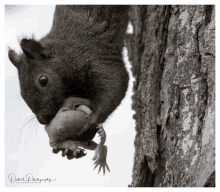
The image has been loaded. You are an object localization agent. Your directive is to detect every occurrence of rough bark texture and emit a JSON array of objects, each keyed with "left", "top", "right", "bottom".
[{"left": 126, "top": 5, "right": 215, "bottom": 187}]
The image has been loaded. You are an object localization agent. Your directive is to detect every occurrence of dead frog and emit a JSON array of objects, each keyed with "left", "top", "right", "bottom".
[{"left": 44, "top": 97, "right": 110, "bottom": 175}]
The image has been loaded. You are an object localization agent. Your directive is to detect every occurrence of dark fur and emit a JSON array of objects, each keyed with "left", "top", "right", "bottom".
[{"left": 8, "top": 5, "right": 129, "bottom": 141}]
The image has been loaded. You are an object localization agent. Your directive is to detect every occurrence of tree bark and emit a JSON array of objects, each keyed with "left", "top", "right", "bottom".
[{"left": 126, "top": 5, "right": 215, "bottom": 187}]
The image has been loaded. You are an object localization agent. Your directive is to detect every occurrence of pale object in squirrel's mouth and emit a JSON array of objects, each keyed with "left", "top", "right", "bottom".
[
  {"left": 44, "top": 105, "right": 92, "bottom": 145},
  {"left": 44, "top": 97, "right": 110, "bottom": 175},
  {"left": 44, "top": 97, "right": 92, "bottom": 143}
]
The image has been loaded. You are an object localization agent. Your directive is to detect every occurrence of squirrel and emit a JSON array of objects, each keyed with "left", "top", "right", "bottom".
[{"left": 8, "top": 5, "right": 129, "bottom": 166}]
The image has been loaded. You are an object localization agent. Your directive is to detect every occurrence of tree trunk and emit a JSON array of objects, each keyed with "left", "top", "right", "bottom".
[{"left": 126, "top": 5, "right": 215, "bottom": 187}]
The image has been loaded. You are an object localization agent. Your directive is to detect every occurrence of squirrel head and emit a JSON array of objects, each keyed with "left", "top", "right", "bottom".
[{"left": 8, "top": 38, "right": 69, "bottom": 124}]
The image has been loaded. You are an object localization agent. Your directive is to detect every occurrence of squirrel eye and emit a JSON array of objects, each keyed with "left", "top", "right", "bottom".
[{"left": 39, "top": 75, "right": 48, "bottom": 87}]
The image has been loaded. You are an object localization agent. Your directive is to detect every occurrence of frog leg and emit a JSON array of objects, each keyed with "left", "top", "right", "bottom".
[{"left": 93, "top": 145, "right": 110, "bottom": 175}]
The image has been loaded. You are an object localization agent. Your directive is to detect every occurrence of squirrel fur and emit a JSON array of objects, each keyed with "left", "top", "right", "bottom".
[{"left": 8, "top": 5, "right": 129, "bottom": 142}]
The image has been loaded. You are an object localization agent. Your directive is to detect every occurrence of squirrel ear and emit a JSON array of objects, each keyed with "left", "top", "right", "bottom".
[
  {"left": 8, "top": 48, "right": 20, "bottom": 68},
  {"left": 20, "top": 38, "right": 52, "bottom": 60}
]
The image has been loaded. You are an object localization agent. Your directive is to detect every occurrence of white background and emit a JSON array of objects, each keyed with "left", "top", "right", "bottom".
[{"left": 5, "top": 5, "right": 135, "bottom": 187}]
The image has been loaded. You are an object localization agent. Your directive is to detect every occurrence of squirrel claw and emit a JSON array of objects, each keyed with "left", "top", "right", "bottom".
[
  {"left": 72, "top": 148, "right": 86, "bottom": 159},
  {"left": 52, "top": 147, "right": 61, "bottom": 154},
  {"left": 65, "top": 148, "right": 86, "bottom": 159},
  {"left": 62, "top": 148, "right": 70, "bottom": 157},
  {"left": 53, "top": 146, "right": 86, "bottom": 160}
]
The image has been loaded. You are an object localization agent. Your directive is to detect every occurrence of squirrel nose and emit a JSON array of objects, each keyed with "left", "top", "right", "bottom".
[
  {"left": 37, "top": 115, "right": 48, "bottom": 125},
  {"left": 37, "top": 115, "right": 54, "bottom": 125}
]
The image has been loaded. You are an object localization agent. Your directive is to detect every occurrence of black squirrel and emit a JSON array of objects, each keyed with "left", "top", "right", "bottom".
[{"left": 8, "top": 5, "right": 129, "bottom": 160}]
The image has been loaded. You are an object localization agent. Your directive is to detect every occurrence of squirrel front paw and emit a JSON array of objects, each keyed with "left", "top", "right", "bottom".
[
  {"left": 52, "top": 140, "right": 87, "bottom": 159},
  {"left": 52, "top": 147, "right": 87, "bottom": 159}
]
